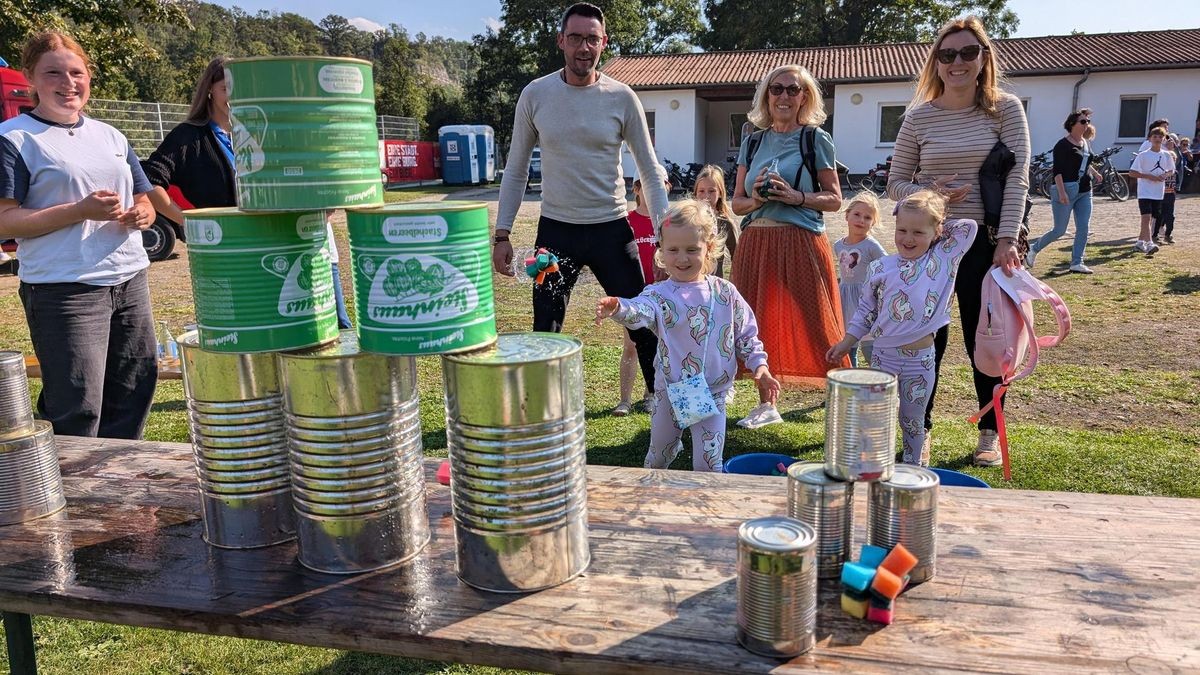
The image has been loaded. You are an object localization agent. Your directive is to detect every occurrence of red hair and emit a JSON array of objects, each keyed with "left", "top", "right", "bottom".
[{"left": 21, "top": 31, "right": 92, "bottom": 105}]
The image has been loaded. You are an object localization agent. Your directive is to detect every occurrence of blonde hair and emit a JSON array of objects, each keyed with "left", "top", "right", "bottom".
[
  {"left": 692, "top": 165, "right": 735, "bottom": 222},
  {"left": 895, "top": 190, "right": 947, "bottom": 236},
  {"left": 654, "top": 199, "right": 724, "bottom": 275},
  {"left": 21, "top": 32, "right": 92, "bottom": 107},
  {"left": 747, "top": 65, "right": 826, "bottom": 130},
  {"left": 185, "top": 56, "right": 229, "bottom": 125},
  {"left": 844, "top": 191, "right": 881, "bottom": 229},
  {"left": 911, "top": 16, "right": 1005, "bottom": 118}
]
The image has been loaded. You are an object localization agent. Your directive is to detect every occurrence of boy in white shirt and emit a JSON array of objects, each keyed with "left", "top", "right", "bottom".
[{"left": 1128, "top": 127, "right": 1174, "bottom": 255}]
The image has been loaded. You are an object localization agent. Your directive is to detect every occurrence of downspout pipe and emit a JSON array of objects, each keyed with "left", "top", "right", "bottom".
[{"left": 1071, "top": 68, "right": 1091, "bottom": 111}]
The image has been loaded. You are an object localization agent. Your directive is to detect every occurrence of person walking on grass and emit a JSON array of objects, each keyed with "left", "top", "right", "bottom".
[
  {"left": 1025, "top": 108, "right": 1102, "bottom": 274},
  {"left": 491, "top": 2, "right": 668, "bottom": 402},
  {"left": 1129, "top": 127, "right": 1173, "bottom": 255}
]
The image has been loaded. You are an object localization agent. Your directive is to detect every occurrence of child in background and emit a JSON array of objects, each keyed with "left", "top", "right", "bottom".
[
  {"left": 1153, "top": 134, "right": 1179, "bottom": 245},
  {"left": 1129, "top": 127, "right": 1173, "bottom": 256},
  {"left": 826, "top": 191, "right": 977, "bottom": 467},
  {"left": 692, "top": 165, "right": 739, "bottom": 278},
  {"left": 596, "top": 199, "right": 781, "bottom": 472},
  {"left": 612, "top": 178, "right": 660, "bottom": 416},
  {"left": 833, "top": 192, "right": 888, "bottom": 367}
]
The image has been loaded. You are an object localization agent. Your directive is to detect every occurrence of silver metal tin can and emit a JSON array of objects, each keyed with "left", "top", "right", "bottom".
[
  {"left": 442, "top": 333, "right": 589, "bottom": 593},
  {"left": 0, "top": 421, "right": 66, "bottom": 526},
  {"left": 180, "top": 331, "right": 295, "bottom": 549},
  {"left": 786, "top": 461, "right": 854, "bottom": 579},
  {"left": 278, "top": 331, "right": 429, "bottom": 574},
  {"left": 867, "top": 464, "right": 939, "bottom": 583},
  {"left": 0, "top": 351, "right": 36, "bottom": 441},
  {"left": 824, "top": 368, "right": 897, "bottom": 482},
  {"left": 736, "top": 517, "right": 818, "bottom": 658}
]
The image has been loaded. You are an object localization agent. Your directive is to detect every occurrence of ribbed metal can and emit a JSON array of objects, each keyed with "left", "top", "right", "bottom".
[
  {"left": 736, "top": 517, "right": 818, "bottom": 658},
  {"left": 0, "top": 421, "right": 66, "bottom": 526},
  {"left": 0, "top": 351, "right": 35, "bottom": 441},
  {"left": 279, "top": 331, "right": 429, "bottom": 574},
  {"left": 786, "top": 461, "right": 854, "bottom": 579},
  {"left": 442, "top": 333, "right": 589, "bottom": 593},
  {"left": 867, "top": 465, "right": 939, "bottom": 583},
  {"left": 180, "top": 331, "right": 295, "bottom": 549},
  {"left": 824, "top": 368, "right": 897, "bottom": 482}
]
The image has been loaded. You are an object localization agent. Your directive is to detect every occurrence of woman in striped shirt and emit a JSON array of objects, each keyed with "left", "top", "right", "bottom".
[{"left": 887, "top": 16, "right": 1030, "bottom": 468}]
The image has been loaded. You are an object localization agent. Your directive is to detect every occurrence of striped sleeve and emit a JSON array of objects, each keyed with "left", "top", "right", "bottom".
[
  {"left": 887, "top": 112, "right": 923, "bottom": 201},
  {"left": 997, "top": 95, "right": 1031, "bottom": 240}
]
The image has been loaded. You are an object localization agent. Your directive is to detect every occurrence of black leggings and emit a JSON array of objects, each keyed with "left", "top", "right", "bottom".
[
  {"left": 925, "top": 230, "right": 1004, "bottom": 432},
  {"left": 1153, "top": 192, "right": 1176, "bottom": 238},
  {"left": 533, "top": 216, "right": 658, "bottom": 392}
]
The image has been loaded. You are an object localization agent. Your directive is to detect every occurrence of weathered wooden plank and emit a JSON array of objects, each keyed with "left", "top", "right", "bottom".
[{"left": 0, "top": 437, "right": 1196, "bottom": 674}]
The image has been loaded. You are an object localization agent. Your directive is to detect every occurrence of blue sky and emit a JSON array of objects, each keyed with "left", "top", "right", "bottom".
[{"left": 207, "top": 0, "right": 1197, "bottom": 42}]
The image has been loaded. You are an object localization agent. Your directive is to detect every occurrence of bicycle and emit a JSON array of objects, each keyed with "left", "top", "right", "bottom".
[
  {"left": 858, "top": 156, "right": 890, "bottom": 197},
  {"left": 1091, "top": 146, "right": 1129, "bottom": 201},
  {"left": 1028, "top": 151, "right": 1053, "bottom": 199}
]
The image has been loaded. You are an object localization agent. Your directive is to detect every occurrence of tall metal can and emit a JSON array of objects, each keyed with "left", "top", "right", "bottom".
[
  {"left": 0, "top": 351, "right": 35, "bottom": 441},
  {"left": 179, "top": 331, "right": 295, "bottom": 549},
  {"left": 786, "top": 461, "right": 854, "bottom": 579},
  {"left": 736, "top": 517, "right": 818, "bottom": 658},
  {"left": 278, "top": 331, "right": 429, "bottom": 574},
  {"left": 0, "top": 421, "right": 66, "bottom": 526},
  {"left": 824, "top": 368, "right": 897, "bottom": 481},
  {"left": 867, "top": 465, "right": 939, "bottom": 583},
  {"left": 225, "top": 56, "right": 383, "bottom": 211},
  {"left": 442, "top": 333, "right": 589, "bottom": 593},
  {"left": 345, "top": 202, "right": 496, "bottom": 355}
]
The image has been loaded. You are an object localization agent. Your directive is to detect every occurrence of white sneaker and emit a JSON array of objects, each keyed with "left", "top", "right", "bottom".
[
  {"left": 1145, "top": 241, "right": 1160, "bottom": 255},
  {"left": 1068, "top": 263, "right": 1093, "bottom": 274},
  {"left": 1133, "top": 240, "right": 1147, "bottom": 253},
  {"left": 1024, "top": 247, "right": 1038, "bottom": 269},
  {"left": 0, "top": 250, "right": 9, "bottom": 263},
  {"left": 724, "top": 388, "right": 736, "bottom": 406}
]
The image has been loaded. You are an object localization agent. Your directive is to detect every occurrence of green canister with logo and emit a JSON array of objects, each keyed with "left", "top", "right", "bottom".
[
  {"left": 186, "top": 208, "right": 339, "bottom": 352},
  {"left": 346, "top": 201, "right": 496, "bottom": 355},
  {"left": 225, "top": 56, "right": 383, "bottom": 211}
]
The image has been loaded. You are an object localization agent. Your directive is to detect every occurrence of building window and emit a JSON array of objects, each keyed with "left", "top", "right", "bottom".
[
  {"left": 1118, "top": 96, "right": 1152, "bottom": 139},
  {"left": 645, "top": 110, "right": 656, "bottom": 146},
  {"left": 878, "top": 105, "right": 906, "bottom": 145},
  {"left": 730, "top": 113, "right": 750, "bottom": 149}
]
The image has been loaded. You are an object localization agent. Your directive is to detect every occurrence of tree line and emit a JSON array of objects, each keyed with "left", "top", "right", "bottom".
[{"left": 1, "top": 0, "right": 1016, "bottom": 148}]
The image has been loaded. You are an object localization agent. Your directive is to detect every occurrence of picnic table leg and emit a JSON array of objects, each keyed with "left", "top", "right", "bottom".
[{"left": 3, "top": 611, "right": 37, "bottom": 675}]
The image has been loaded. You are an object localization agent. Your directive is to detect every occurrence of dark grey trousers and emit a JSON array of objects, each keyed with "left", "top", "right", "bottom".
[{"left": 18, "top": 269, "right": 158, "bottom": 439}]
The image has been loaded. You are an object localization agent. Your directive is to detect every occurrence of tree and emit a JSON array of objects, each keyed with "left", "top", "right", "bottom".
[
  {"left": 319, "top": 14, "right": 374, "bottom": 59},
  {"left": 699, "top": 0, "right": 1019, "bottom": 51}
]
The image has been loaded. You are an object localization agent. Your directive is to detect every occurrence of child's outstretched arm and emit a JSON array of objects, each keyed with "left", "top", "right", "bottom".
[
  {"left": 753, "top": 365, "right": 780, "bottom": 405},
  {"left": 594, "top": 291, "right": 659, "bottom": 330}
]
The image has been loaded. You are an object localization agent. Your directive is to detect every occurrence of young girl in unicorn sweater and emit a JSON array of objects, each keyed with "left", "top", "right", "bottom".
[{"left": 827, "top": 191, "right": 977, "bottom": 466}]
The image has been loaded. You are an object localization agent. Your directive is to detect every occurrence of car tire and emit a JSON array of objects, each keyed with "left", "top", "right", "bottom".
[{"left": 143, "top": 216, "right": 177, "bottom": 262}]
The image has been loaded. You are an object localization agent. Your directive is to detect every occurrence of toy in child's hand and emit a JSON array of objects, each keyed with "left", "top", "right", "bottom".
[{"left": 524, "top": 248, "right": 560, "bottom": 285}]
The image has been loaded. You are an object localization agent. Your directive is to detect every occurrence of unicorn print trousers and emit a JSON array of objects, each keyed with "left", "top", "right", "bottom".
[
  {"left": 871, "top": 345, "right": 937, "bottom": 465},
  {"left": 644, "top": 390, "right": 729, "bottom": 472}
]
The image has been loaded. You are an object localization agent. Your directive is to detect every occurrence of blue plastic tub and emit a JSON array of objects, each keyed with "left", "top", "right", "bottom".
[
  {"left": 930, "top": 468, "right": 989, "bottom": 488},
  {"left": 724, "top": 453, "right": 798, "bottom": 476}
]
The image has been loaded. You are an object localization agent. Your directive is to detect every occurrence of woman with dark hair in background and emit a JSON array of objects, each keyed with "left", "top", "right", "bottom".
[{"left": 1026, "top": 108, "right": 1101, "bottom": 274}]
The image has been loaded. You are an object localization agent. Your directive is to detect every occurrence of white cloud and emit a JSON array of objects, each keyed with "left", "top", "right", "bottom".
[
  {"left": 348, "top": 16, "right": 385, "bottom": 33},
  {"left": 483, "top": 16, "right": 502, "bottom": 32}
]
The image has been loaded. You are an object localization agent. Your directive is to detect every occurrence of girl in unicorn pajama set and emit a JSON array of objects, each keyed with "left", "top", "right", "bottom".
[
  {"left": 596, "top": 199, "right": 781, "bottom": 472},
  {"left": 827, "top": 191, "right": 977, "bottom": 466}
]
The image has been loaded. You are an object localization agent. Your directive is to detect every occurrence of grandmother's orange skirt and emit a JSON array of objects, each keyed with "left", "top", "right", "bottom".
[{"left": 731, "top": 219, "right": 850, "bottom": 386}]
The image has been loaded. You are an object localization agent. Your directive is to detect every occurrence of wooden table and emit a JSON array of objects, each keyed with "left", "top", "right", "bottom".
[
  {"left": 1, "top": 437, "right": 1197, "bottom": 674},
  {"left": 22, "top": 355, "right": 182, "bottom": 381}
]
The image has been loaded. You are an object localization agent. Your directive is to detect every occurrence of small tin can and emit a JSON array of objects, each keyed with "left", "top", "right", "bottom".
[
  {"left": 867, "top": 465, "right": 939, "bottom": 583},
  {"left": 824, "top": 368, "right": 897, "bottom": 482},
  {"left": 786, "top": 461, "right": 854, "bottom": 579},
  {"left": 0, "top": 351, "right": 35, "bottom": 441},
  {"left": 736, "top": 517, "right": 818, "bottom": 659},
  {"left": 0, "top": 421, "right": 66, "bottom": 526}
]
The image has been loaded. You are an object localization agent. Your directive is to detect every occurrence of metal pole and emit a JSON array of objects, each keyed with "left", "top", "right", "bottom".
[
  {"left": 156, "top": 102, "right": 165, "bottom": 142},
  {"left": 3, "top": 612, "right": 37, "bottom": 675}
]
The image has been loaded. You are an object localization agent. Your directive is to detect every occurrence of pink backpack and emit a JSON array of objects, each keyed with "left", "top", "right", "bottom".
[{"left": 970, "top": 267, "right": 1071, "bottom": 480}]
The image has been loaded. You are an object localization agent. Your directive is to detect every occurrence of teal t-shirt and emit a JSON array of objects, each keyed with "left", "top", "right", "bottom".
[{"left": 737, "top": 126, "right": 836, "bottom": 233}]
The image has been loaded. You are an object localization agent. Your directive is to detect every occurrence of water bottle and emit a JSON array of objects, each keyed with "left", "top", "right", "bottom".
[
  {"left": 759, "top": 158, "right": 780, "bottom": 199},
  {"left": 156, "top": 321, "right": 179, "bottom": 370}
]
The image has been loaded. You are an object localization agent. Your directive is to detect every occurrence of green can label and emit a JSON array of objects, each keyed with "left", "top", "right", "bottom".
[
  {"left": 187, "top": 209, "right": 339, "bottom": 352},
  {"left": 347, "top": 203, "right": 496, "bottom": 355}
]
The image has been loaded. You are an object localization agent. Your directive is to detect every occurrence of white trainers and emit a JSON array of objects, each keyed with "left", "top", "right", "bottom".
[
  {"left": 1069, "top": 263, "right": 1093, "bottom": 274},
  {"left": 0, "top": 250, "right": 9, "bottom": 263},
  {"left": 1146, "top": 241, "right": 1160, "bottom": 255},
  {"left": 724, "top": 388, "right": 736, "bottom": 406},
  {"left": 1133, "top": 240, "right": 1147, "bottom": 253},
  {"left": 1024, "top": 247, "right": 1038, "bottom": 269}
]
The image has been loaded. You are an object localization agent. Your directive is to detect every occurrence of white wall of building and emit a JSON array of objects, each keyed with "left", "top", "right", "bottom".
[
  {"left": 620, "top": 89, "right": 696, "bottom": 179},
  {"left": 704, "top": 100, "right": 752, "bottom": 166}
]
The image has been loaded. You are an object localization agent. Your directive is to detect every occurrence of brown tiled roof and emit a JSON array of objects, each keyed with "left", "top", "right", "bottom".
[{"left": 601, "top": 28, "right": 1200, "bottom": 89}]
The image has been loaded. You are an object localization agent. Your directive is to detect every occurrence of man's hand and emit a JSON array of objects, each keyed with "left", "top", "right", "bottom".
[{"left": 492, "top": 239, "right": 514, "bottom": 276}]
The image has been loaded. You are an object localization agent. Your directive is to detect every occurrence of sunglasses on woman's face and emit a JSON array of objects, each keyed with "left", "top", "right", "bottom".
[
  {"left": 1076, "top": 119, "right": 1091, "bottom": 125},
  {"left": 768, "top": 84, "right": 803, "bottom": 97},
  {"left": 935, "top": 45, "right": 987, "bottom": 64}
]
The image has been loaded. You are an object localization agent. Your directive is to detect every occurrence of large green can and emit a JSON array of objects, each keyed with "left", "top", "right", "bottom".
[
  {"left": 186, "top": 207, "right": 339, "bottom": 352},
  {"left": 346, "top": 202, "right": 496, "bottom": 355},
  {"left": 225, "top": 56, "right": 383, "bottom": 211}
]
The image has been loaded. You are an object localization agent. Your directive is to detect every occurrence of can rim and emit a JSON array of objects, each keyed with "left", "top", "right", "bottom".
[
  {"left": 226, "top": 56, "right": 373, "bottom": 67},
  {"left": 786, "top": 461, "right": 846, "bottom": 486},
  {"left": 826, "top": 367, "right": 896, "bottom": 386},
  {"left": 879, "top": 464, "right": 940, "bottom": 490},
  {"left": 346, "top": 200, "right": 488, "bottom": 215},
  {"left": 738, "top": 516, "right": 816, "bottom": 552},
  {"left": 443, "top": 332, "right": 581, "bottom": 365},
  {"left": 182, "top": 207, "right": 329, "bottom": 218}
]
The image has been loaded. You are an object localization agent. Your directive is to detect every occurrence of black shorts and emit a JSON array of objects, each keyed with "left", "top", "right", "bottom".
[{"left": 1138, "top": 198, "right": 1162, "bottom": 217}]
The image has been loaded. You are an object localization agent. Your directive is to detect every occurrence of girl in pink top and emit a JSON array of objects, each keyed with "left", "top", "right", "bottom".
[
  {"left": 597, "top": 200, "right": 781, "bottom": 471},
  {"left": 827, "top": 191, "right": 977, "bottom": 466}
]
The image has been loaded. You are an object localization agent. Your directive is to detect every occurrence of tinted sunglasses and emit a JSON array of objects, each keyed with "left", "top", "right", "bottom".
[
  {"left": 768, "top": 84, "right": 803, "bottom": 97},
  {"left": 1076, "top": 118, "right": 1091, "bottom": 125},
  {"left": 935, "top": 45, "right": 987, "bottom": 64}
]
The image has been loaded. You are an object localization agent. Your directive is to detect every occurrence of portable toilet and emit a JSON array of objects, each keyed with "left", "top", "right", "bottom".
[
  {"left": 472, "top": 125, "right": 496, "bottom": 183},
  {"left": 438, "top": 125, "right": 480, "bottom": 185}
]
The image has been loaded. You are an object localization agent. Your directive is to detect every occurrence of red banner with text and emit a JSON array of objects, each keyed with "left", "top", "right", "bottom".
[{"left": 381, "top": 140, "right": 441, "bottom": 183}]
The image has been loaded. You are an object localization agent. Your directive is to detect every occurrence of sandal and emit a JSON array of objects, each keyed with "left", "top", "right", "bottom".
[{"left": 612, "top": 401, "right": 632, "bottom": 417}]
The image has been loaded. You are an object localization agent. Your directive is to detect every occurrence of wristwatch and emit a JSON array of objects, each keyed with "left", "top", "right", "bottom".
[{"left": 493, "top": 232, "right": 510, "bottom": 245}]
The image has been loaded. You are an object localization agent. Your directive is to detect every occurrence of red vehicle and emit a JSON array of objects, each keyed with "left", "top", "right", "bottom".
[{"left": 0, "top": 65, "right": 185, "bottom": 262}]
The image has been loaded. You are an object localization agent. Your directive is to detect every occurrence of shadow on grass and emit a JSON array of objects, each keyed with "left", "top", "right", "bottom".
[
  {"left": 150, "top": 398, "right": 186, "bottom": 413},
  {"left": 303, "top": 651, "right": 459, "bottom": 675},
  {"left": 1165, "top": 274, "right": 1200, "bottom": 295}
]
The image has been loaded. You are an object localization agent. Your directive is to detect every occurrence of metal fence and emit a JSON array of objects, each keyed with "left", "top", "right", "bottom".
[{"left": 377, "top": 115, "right": 419, "bottom": 141}]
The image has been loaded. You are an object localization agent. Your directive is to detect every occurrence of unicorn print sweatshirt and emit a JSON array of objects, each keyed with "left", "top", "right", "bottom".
[
  {"left": 846, "top": 218, "right": 978, "bottom": 348},
  {"left": 611, "top": 276, "right": 769, "bottom": 393}
]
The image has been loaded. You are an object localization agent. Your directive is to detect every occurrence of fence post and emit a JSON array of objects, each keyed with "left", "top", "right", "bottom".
[{"left": 156, "top": 102, "right": 165, "bottom": 142}]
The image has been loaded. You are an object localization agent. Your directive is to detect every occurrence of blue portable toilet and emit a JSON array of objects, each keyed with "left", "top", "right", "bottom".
[
  {"left": 472, "top": 125, "right": 496, "bottom": 183},
  {"left": 438, "top": 125, "right": 481, "bottom": 185}
]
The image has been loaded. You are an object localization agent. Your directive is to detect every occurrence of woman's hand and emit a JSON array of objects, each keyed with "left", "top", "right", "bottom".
[
  {"left": 753, "top": 365, "right": 780, "bottom": 405},
  {"left": 993, "top": 237, "right": 1021, "bottom": 276},
  {"left": 75, "top": 190, "right": 123, "bottom": 222},
  {"left": 825, "top": 336, "right": 855, "bottom": 364},
  {"left": 117, "top": 200, "right": 156, "bottom": 231},
  {"left": 930, "top": 174, "right": 971, "bottom": 203},
  {"left": 767, "top": 179, "right": 805, "bottom": 206},
  {"left": 1057, "top": 192, "right": 1069, "bottom": 205},
  {"left": 750, "top": 167, "right": 771, "bottom": 205},
  {"left": 595, "top": 297, "right": 620, "bottom": 326}
]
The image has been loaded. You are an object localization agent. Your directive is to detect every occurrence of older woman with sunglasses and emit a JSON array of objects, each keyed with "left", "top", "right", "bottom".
[
  {"left": 1025, "top": 109, "right": 1102, "bottom": 274},
  {"left": 731, "top": 65, "right": 848, "bottom": 384},
  {"left": 887, "top": 16, "right": 1030, "bottom": 467}
]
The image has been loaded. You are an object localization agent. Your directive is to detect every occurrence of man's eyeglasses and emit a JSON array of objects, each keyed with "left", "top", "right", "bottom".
[
  {"left": 565, "top": 34, "right": 604, "bottom": 48},
  {"left": 935, "top": 45, "right": 987, "bottom": 64},
  {"left": 768, "top": 84, "right": 803, "bottom": 97}
]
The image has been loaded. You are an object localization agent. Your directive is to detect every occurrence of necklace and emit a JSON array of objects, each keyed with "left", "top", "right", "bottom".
[{"left": 30, "top": 109, "right": 83, "bottom": 135}]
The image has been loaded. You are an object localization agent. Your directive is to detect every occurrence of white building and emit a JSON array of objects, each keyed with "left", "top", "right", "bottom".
[{"left": 602, "top": 28, "right": 1200, "bottom": 177}]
